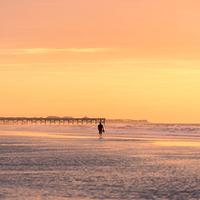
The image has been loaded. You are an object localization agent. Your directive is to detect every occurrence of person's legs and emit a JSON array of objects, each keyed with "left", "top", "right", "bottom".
[{"left": 99, "top": 131, "right": 102, "bottom": 137}]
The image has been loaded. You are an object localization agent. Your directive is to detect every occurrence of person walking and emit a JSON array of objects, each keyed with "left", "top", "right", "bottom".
[{"left": 98, "top": 122, "right": 105, "bottom": 137}]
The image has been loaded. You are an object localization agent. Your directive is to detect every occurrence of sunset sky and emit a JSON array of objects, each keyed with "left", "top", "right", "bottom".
[{"left": 1, "top": 0, "right": 200, "bottom": 123}]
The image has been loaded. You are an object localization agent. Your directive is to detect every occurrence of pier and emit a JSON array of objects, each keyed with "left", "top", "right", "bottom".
[{"left": 0, "top": 117, "right": 106, "bottom": 125}]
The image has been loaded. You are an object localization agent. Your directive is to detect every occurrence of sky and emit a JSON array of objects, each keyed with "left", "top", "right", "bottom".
[{"left": 0, "top": 0, "right": 200, "bottom": 123}]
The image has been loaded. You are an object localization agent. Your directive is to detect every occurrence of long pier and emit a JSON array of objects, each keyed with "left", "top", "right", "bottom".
[{"left": 0, "top": 117, "right": 106, "bottom": 125}]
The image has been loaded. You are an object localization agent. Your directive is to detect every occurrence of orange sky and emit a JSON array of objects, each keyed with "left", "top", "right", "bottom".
[{"left": 0, "top": 0, "right": 200, "bottom": 123}]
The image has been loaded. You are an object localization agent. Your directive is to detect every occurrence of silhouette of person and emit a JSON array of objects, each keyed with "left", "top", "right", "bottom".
[{"left": 98, "top": 122, "right": 105, "bottom": 137}]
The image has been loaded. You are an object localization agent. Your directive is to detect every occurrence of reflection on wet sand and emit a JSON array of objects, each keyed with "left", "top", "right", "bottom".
[
  {"left": 154, "top": 140, "right": 200, "bottom": 147},
  {"left": 0, "top": 131, "right": 150, "bottom": 142}
]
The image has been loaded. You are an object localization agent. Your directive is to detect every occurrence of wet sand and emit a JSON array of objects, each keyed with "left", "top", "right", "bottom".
[{"left": 0, "top": 126, "right": 200, "bottom": 200}]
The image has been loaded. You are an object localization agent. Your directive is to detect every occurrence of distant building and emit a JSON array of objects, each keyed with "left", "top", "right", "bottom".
[{"left": 106, "top": 119, "right": 149, "bottom": 124}]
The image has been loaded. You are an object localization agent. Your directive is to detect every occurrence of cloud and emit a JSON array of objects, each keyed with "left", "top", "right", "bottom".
[{"left": 0, "top": 48, "right": 111, "bottom": 55}]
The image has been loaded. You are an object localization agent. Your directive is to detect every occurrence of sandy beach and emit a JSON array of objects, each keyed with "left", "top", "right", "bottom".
[{"left": 0, "top": 124, "right": 200, "bottom": 200}]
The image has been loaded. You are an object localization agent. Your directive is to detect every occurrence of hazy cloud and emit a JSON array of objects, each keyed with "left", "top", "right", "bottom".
[{"left": 0, "top": 48, "right": 111, "bottom": 55}]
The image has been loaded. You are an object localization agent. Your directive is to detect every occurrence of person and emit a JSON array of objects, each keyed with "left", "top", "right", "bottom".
[{"left": 98, "top": 122, "right": 105, "bottom": 137}]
